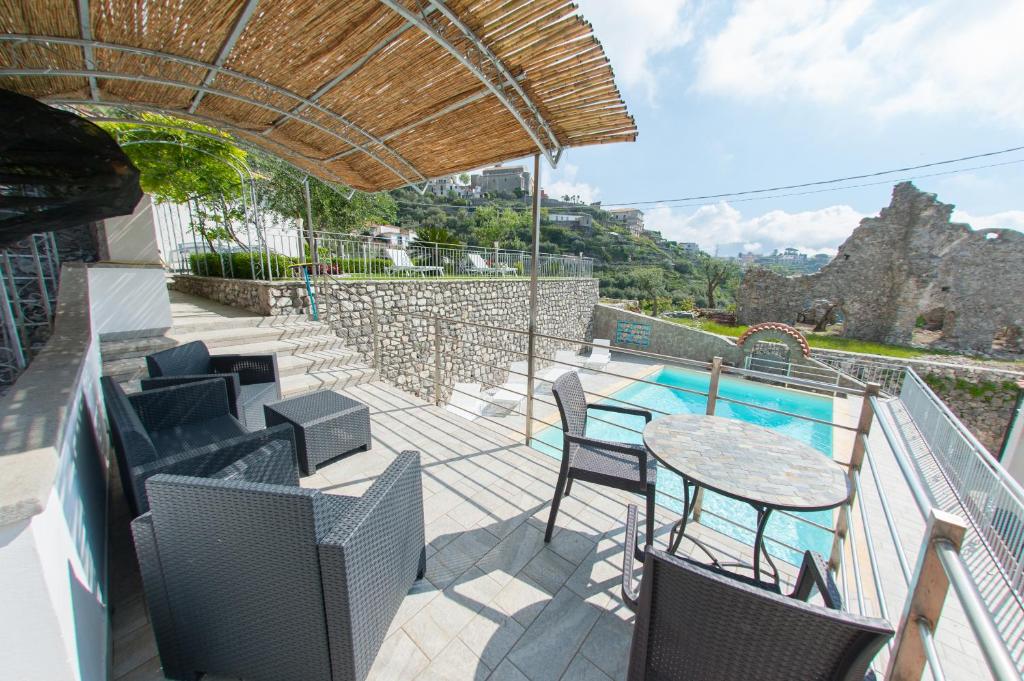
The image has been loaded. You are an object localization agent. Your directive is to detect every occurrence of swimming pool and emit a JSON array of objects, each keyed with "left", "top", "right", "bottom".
[{"left": 531, "top": 365, "right": 836, "bottom": 565}]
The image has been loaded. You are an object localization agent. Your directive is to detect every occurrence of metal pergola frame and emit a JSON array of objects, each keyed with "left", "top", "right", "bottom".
[{"left": 0, "top": 0, "right": 565, "bottom": 187}]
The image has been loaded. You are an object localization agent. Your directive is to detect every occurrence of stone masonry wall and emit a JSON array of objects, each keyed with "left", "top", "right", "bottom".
[
  {"left": 318, "top": 279, "right": 599, "bottom": 402},
  {"left": 738, "top": 182, "right": 1024, "bottom": 354},
  {"left": 169, "top": 274, "right": 600, "bottom": 403},
  {"left": 170, "top": 275, "right": 308, "bottom": 316}
]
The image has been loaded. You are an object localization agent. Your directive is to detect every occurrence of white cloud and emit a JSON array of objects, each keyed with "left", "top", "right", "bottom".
[
  {"left": 696, "top": 0, "right": 1024, "bottom": 124},
  {"left": 647, "top": 201, "right": 866, "bottom": 254},
  {"left": 544, "top": 163, "right": 601, "bottom": 204},
  {"left": 577, "top": 0, "right": 695, "bottom": 102},
  {"left": 952, "top": 209, "right": 1024, "bottom": 232}
]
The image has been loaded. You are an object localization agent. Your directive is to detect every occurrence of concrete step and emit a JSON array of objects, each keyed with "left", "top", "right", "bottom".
[
  {"left": 280, "top": 365, "right": 377, "bottom": 397},
  {"left": 166, "top": 321, "right": 330, "bottom": 350},
  {"left": 169, "top": 313, "right": 312, "bottom": 335},
  {"left": 101, "top": 343, "right": 362, "bottom": 384},
  {"left": 209, "top": 334, "right": 349, "bottom": 359}
]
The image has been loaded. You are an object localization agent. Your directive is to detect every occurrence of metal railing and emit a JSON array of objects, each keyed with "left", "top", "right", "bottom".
[
  {"left": 344, "top": 303, "right": 1023, "bottom": 679},
  {"left": 811, "top": 349, "right": 909, "bottom": 396},
  {"left": 900, "top": 369, "right": 1024, "bottom": 600},
  {"left": 154, "top": 201, "right": 593, "bottom": 281}
]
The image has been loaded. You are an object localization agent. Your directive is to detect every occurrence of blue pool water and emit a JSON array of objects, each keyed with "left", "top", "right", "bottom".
[{"left": 532, "top": 366, "right": 835, "bottom": 565}]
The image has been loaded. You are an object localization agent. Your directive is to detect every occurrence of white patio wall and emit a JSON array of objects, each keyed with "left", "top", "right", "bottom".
[{"left": 0, "top": 264, "right": 110, "bottom": 681}]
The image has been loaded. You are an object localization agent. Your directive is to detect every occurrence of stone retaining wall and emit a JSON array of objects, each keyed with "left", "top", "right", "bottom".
[
  {"left": 169, "top": 274, "right": 600, "bottom": 403},
  {"left": 318, "top": 278, "right": 600, "bottom": 401},
  {"left": 170, "top": 275, "right": 308, "bottom": 315}
]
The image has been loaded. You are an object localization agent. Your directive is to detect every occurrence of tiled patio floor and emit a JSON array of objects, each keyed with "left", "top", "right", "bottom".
[{"left": 109, "top": 380, "right": 800, "bottom": 681}]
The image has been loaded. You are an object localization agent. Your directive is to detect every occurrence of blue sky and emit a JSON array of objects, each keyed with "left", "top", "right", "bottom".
[{"left": 516, "top": 0, "right": 1024, "bottom": 255}]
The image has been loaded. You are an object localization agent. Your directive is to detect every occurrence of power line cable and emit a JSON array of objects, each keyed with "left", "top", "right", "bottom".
[
  {"left": 599, "top": 144, "right": 1024, "bottom": 206},
  {"left": 391, "top": 154, "right": 1024, "bottom": 213}
]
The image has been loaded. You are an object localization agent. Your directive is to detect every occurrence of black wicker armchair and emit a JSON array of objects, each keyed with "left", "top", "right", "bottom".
[
  {"left": 132, "top": 446, "right": 427, "bottom": 681},
  {"left": 545, "top": 372, "right": 657, "bottom": 548},
  {"left": 620, "top": 505, "right": 894, "bottom": 681},
  {"left": 143, "top": 339, "right": 281, "bottom": 429},
  {"left": 101, "top": 376, "right": 295, "bottom": 516}
]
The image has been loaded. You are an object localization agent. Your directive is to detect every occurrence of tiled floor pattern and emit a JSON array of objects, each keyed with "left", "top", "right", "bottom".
[{"left": 110, "top": 380, "right": 796, "bottom": 681}]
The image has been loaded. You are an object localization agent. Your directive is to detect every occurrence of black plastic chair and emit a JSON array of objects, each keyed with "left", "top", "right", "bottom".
[
  {"left": 620, "top": 505, "right": 894, "bottom": 681},
  {"left": 545, "top": 372, "right": 657, "bottom": 547},
  {"left": 144, "top": 339, "right": 281, "bottom": 429}
]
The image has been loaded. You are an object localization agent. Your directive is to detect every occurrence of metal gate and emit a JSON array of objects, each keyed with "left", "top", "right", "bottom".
[{"left": 0, "top": 232, "right": 60, "bottom": 392}]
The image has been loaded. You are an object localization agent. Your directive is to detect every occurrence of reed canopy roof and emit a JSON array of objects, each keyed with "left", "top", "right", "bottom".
[{"left": 0, "top": 0, "right": 637, "bottom": 191}]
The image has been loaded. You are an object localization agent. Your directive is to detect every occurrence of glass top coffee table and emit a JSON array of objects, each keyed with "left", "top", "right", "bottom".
[{"left": 643, "top": 413, "right": 848, "bottom": 588}]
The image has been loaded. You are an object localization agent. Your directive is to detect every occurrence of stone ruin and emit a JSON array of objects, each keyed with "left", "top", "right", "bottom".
[{"left": 738, "top": 182, "right": 1024, "bottom": 354}]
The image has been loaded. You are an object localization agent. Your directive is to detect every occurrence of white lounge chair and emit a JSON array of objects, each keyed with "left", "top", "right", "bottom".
[
  {"left": 385, "top": 248, "right": 443, "bottom": 277},
  {"left": 585, "top": 339, "right": 611, "bottom": 370},
  {"left": 485, "top": 386, "right": 525, "bottom": 415},
  {"left": 446, "top": 382, "right": 486, "bottom": 421},
  {"left": 465, "top": 252, "right": 516, "bottom": 276},
  {"left": 504, "top": 358, "right": 576, "bottom": 394}
]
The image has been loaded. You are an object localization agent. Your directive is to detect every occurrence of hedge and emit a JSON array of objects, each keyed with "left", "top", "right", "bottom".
[{"left": 189, "top": 251, "right": 295, "bottom": 280}]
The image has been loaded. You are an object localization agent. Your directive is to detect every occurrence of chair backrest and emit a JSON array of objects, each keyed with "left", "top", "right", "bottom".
[
  {"left": 628, "top": 547, "right": 893, "bottom": 681},
  {"left": 146, "top": 340, "right": 211, "bottom": 377},
  {"left": 551, "top": 372, "right": 588, "bottom": 438},
  {"left": 101, "top": 377, "right": 158, "bottom": 514},
  {"left": 467, "top": 253, "right": 489, "bottom": 268},
  {"left": 142, "top": 472, "right": 346, "bottom": 681},
  {"left": 386, "top": 248, "right": 413, "bottom": 267},
  {"left": 591, "top": 338, "right": 611, "bottom": 359}
]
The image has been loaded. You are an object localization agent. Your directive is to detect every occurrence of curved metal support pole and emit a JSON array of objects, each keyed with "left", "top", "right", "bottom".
[{"left": 377, "top": 0, "right": 561, "bottom": 166}]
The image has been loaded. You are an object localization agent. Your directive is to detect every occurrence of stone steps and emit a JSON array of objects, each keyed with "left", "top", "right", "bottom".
[
  {"left": 168, "top": 313, "right": 311, "bottom": 335},
  {"left": 281, "top": 366, "right": 378, "bottom": 397},
  {"left": 102, "top": 342, "right": 364, "bottom": 386},
  {"left": 101, "top": 295, "right": 377, "bottom": 399}
]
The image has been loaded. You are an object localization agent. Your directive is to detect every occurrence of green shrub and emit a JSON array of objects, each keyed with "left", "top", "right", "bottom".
[
  {"left": 189, "top": 251, "right": 295, "bottom": 280},
  {"left": 321, "top": 257, "right": 392, "bottom": 275}
]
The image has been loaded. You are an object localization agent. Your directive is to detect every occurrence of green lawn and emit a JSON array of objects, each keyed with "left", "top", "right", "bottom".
[{"left": 665, "top": 318, "right": 952, "bottom": 359}]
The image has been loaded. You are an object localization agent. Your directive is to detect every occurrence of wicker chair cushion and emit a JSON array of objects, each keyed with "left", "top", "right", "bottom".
[
  {"left": 211, "top": 440, "right": 297, "bottom": 484},
  {"left": 147, "top": 340, "right": 211, "bottom": 377},
  {"left": 569, "top": 440, "right": 656, "bottom": 492},
  {"left": 149, "top": 415, "right": 248, "bottom": 454}
]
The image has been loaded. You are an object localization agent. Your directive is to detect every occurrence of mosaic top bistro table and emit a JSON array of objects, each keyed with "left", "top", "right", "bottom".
[{"left": 642, "top": 413, "right": 849, "bottom": 588}]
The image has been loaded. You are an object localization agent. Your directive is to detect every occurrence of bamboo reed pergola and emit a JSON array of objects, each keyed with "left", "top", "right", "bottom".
[{"left": 0, "top": 0, "right": 636, "bottom": 192}]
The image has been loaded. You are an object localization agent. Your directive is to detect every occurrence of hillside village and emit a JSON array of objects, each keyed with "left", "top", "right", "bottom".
[{"left": 387, "top": 165, "right": 827, "bottom": 311}]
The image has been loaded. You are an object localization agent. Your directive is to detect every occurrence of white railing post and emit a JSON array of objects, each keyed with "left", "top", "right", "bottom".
[
  {"left": 830, "top": 383, "right": 880, "bottom": 570},
  {"left": 886, "top": 508, "right": 967, "bottom": 681}
]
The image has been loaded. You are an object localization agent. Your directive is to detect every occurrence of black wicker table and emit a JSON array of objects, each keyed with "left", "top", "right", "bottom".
[
  {"left": 264, "top": 391, "right": 371, "bottom": 475},
  {"left": 643, "top": 413, "right": 848, "bottom": 588}
]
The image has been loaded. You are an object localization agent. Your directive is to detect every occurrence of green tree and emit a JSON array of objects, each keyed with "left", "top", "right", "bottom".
[
  {"left": 634, "top": 268, "right": 668, "bottom": 316},
  {"left": 253, "top": 155, "right": 396, "bottom": 234},
  {"left": 471, "top": 205, "right": 528, "bottom": 247},
  {"left": 100, "top": 114, "right": 252, "bottom": 253},
  {"left": 413, "top": 225, "right": 462, "bottom": 247},
  {"left": 695, "top": 254, "right": 740, "bottom": 309},
  {"left": 100, "top": 114, "right": 248, "bottom": 203}
]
